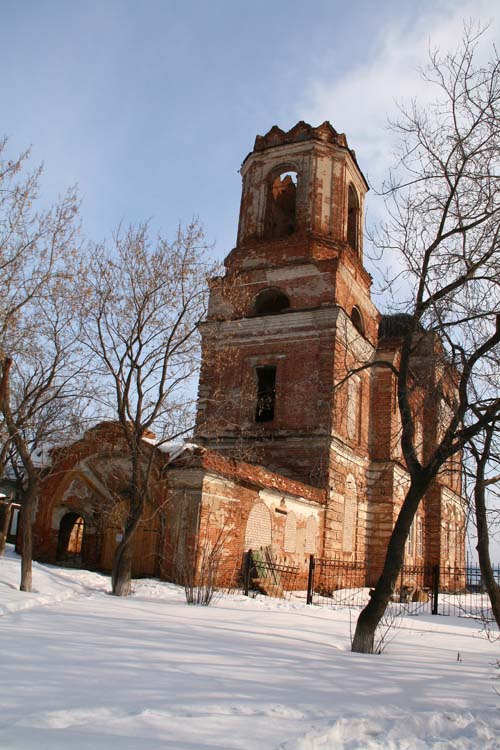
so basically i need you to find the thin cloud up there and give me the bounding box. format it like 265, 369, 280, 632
302, 0, 498, 188
300, 0, 498, 301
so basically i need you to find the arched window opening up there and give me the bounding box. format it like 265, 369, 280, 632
264, 171, 298, 239
56, 511, 85, 565
254, 288, 290, 316
351, 306, 364, 335
347, 184, 359, 252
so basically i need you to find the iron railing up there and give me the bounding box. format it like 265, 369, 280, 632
241, 548, 300, 601
237, 553, 500, 623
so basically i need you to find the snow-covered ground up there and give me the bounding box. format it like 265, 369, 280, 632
1, 546, 499, 750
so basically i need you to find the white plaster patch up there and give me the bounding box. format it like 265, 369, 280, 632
258, 490, 322, 519
265, 264, 320, 282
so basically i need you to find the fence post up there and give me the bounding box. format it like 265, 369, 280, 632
306, 554, 315, 605
432, 564, 440, 615
243, 549, 252, 596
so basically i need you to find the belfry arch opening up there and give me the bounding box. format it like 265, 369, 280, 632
347, 183, 360, 253
351, 306, 365, 335
56, 511, 85, 565
264, 170, 298, 239
254, 288, 290, 316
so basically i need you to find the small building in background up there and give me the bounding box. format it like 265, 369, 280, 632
0, 477, 21, 552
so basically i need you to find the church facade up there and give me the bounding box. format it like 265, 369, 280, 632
190, 121, 465, 581
31, 122, 466, 586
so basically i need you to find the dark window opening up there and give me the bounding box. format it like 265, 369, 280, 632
254, 288, 290, 316
255, 366, 276, 423
347, 184, 359, 252
351, 306, 364, 335
264, 171, 297, 239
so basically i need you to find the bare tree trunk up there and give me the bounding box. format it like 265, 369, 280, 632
111, 498, 144, 596
352, 481, 426, 653
472, 430, 500, 630
348, 33, 500, 653
0, 357, 40, 592
111, 536, 133, 596
476, 491, 500, 629
0, 501, 12, 557
19, 489, 36, 592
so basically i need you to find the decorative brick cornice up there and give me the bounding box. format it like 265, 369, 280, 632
245, 120, 368, 190
200, 307, 341, 339
254, 121, 348, 152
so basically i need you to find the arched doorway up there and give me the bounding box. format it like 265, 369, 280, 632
56, 511, 85, 566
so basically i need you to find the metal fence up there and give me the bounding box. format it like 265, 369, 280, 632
307, 557, 500, 621
437, 563, 500, 619
240, 548, 300, 600
237, 552, 500, 622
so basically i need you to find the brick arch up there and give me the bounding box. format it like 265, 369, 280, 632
50, 474, 97, 524
264, 161, 300, 181
245, 502, 272, 550
43, 449, 137, 519
253, 287, 290, 316
52, 450, 163, 512
263, 164, 299, 239
34, 446, 164, 577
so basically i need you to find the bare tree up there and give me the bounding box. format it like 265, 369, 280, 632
467, 422, 500, 629
0, 140, 83, 591
82, 221, 216, 596
179, 510, 237, 606
352, 27, 500, 652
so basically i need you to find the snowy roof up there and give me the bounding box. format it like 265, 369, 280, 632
31, 445, 54, 469
141, 436, 198, 463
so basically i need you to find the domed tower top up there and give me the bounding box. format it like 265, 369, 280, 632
236, 120, 368, 259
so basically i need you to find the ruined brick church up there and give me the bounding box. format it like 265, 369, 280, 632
31, 122, 465, 585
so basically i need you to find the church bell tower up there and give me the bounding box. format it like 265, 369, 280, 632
195, 121, 379, 493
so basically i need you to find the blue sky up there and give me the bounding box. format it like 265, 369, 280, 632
2, 0, 497, 263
